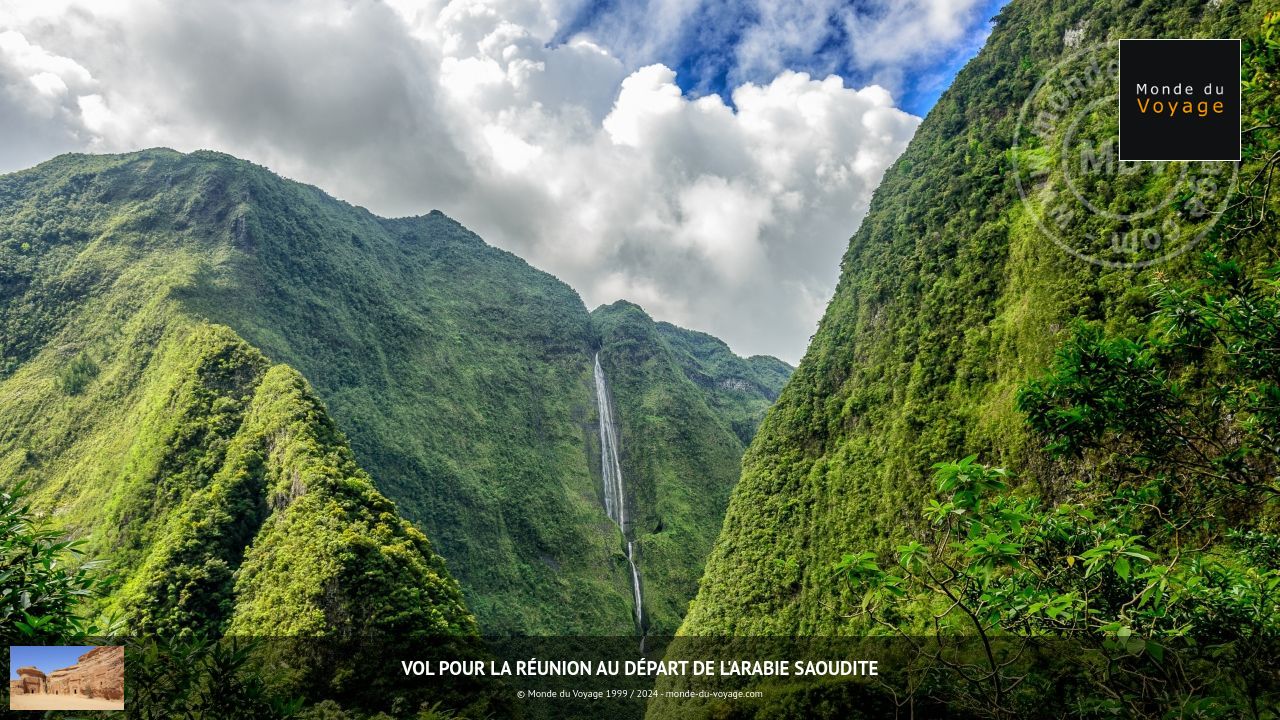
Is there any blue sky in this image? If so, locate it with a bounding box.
[0,0,1009,362]
[895,1,1009,112]
[9,646,97,679]
[555,0,1009,116]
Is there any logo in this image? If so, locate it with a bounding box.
[1119,39,1241,161]
[1013,42,1238,268]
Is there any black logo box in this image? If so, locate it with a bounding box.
[1119,38,1241,162]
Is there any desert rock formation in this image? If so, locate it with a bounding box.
[12,667,46,694]
[9,647,123,700]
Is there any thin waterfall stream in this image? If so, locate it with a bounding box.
[593,353,646,643]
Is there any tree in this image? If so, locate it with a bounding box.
[126,636,304,720]
[834,258,1280,717]
[834,18,1280,717]
[836,450,1279,718]
[0,480,118,642]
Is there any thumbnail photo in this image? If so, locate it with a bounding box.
[9,646,124,712]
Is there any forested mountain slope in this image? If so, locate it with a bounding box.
[682,0,1280,635]
[592,302,788,634]
[0,149,788,635]
[0,305,475,637]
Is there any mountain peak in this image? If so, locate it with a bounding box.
[1,147,788,638]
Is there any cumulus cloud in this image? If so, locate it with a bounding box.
[836,0,996,92]
[733,0,992,79]
[0,28,98,169]
[559,0,997,106]
[0,0,922,363]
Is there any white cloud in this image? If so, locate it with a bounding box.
[0,0,922,364]
[559,0,995,102]
[841,0,989,67]
[0,28,98,167]
[838,0,994,92]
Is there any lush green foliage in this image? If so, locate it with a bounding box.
[97,332,477,638]
[654,320,791,446]
[0,148,784,636]
[593,302,787,633]
[674,7,1280,717]
[56,351,99,395]
[1,324,480,715]
[839,454,1278,717]
[126,636,304,720]
[0,481,118,642]
[0,307,477,641]
[683,0,1280,637]
[227,366,477,638]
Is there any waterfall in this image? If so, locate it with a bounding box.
[594,353,646,639]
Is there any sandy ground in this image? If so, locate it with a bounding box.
[10,693,125,711]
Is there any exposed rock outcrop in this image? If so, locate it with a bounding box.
[11,647,124,700]
[12,667,47,694]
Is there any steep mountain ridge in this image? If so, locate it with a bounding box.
[0,298,476,637]
[681,0,1279,635]
[0,149,789,635]
[591,301,788,634]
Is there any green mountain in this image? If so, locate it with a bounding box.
[592,302,790,633]
[0,149,789,636]
[654,320,793,448]
[681,0,1280,636]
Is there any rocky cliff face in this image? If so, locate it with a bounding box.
[44,646,124,700]
[10,647,125,700]
[12,667,46,694]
